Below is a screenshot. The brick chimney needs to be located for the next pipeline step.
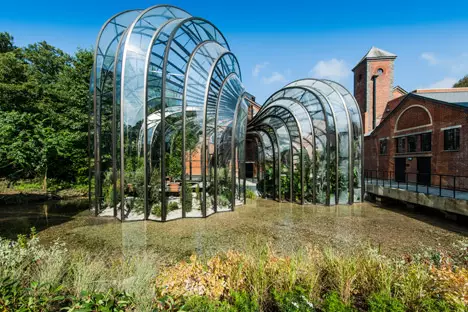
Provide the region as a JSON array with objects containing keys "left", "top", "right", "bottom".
[{"left": 353, "top": 47, "right": 397, "bottom": 134}]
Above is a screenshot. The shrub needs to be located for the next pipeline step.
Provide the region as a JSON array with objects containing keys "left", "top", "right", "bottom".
[
  {"left": 0, "top": 278, "right": 66, "bottom": 311},
  {"left": 168, "top": 201, "right": 179, "bottom": 212},
  {"left": 246, "top": 189, "right": 256, "bottom": 200},
  {"left": 230, "top": 291, "right": 259, "bottom": 312},
  {"left": 181, "top": 296, "right": 235, "bottom": 312},
  {"left": 367, "top": 292, "right": 405, "bottom": 312},
  {"left": 418, "top": 297, "right": 452, "bottom": 312},
  {"left": 272, "top": 288, "right": 315, "bottom": 311},
  {"left": 184, "top": 183, "right": 193, "bottom": 213},
  {"left": 321, "top": 292, "right": 356, "bottom": 312},
  {"left": 151, "top": 204, "right": 161, "bottom": 217},
  {"left": 64, "top": 290, "right": 135, "bottom": 311}
]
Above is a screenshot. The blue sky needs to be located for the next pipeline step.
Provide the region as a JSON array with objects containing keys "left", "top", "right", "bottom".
[{"left": 1, "top": 0, "right": 468, "bottom": 103}]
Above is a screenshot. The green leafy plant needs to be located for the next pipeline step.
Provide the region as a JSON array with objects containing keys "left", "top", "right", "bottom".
[
  {"left": 367, "top": 292, "right": 405, "bottom": 312},
  {"left": 64, "top": 290, "right": 135, "bottom": 311}
]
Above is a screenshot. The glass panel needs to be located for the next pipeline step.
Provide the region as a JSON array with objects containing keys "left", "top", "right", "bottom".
[
  {"left": 216, "top": 75, "right": 244, "bottom": 211},
  {"left": 323, "top": 80, "right": 363, "bottom": 203},
  {"left": 121, "top": 6, "right": 190, "bottom": 221},
  {"left": 92, "top": 10, "right": 141, "bottom": 217},
  {"left": 286, "top": 80, "right": 349, "bottom": 205},
  {"left": 184, "top": 41, "right": 230, "bottom": 216}
]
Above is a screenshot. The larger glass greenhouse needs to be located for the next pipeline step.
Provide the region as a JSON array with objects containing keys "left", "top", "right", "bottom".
[{"left": 89, "top": 5, "right": 364, "bottom": 221}]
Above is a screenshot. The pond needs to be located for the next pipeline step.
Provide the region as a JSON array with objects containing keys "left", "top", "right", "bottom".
[{"left": 1, "top": 198, "right": 467, "bottom": 262}]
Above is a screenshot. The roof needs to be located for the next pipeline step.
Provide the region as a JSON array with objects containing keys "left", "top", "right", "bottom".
[
  {"left": 369, "top": 90, "right": 468, "bottom": 135},
  {"left": 353, "top": 47, "right": 397, "bottom": 71},
  {"left": 393, "top": 85, "right": 407, "bottom": 95},
  {"left": 412, "top": 88, "right": 468, "bottom": 107}
]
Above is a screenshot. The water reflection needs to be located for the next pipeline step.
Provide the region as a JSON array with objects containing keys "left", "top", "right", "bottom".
[{"left": 0, "top": 199, "right": 89, "bottom": 239}]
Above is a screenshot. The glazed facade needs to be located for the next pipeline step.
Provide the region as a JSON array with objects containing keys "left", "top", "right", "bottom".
[{"left": 89, "top": 5, "right": 363, "bottom": 221}]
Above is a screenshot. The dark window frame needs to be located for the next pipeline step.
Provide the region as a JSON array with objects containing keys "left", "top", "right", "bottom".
[
  {"left": 407, "top": 135, "right": 417, "bottom": 153},
  {"left": 444, "top": 127, "right": 460, "bottom": 151},
  {"left": 420, "top": 132, "right": 432, "bottom": 152},
  {"left": 379, "top": 139, "right": 388, "bottom": 155},
  {"left": 396, "top": 137, "right": 406, "bottom": 154}
]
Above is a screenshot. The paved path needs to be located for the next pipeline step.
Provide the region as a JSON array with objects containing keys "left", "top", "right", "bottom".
[{"left": 366, "top": 179, "right": 468, "bottom": 201}]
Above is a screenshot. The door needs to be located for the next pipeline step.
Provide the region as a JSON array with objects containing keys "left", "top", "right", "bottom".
[
  {"left": 417, "top": 157, "right": 431, "bottom": 186},
  {"left": 395, "top": 158, "right": 406, "bottom": 182}
]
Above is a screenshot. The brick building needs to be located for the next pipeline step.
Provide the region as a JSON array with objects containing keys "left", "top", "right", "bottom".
[{"left": 354, "top": 47, "right": 468, "bottom": 186}]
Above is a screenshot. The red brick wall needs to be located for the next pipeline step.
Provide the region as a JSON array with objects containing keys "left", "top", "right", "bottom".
[
  {"left": 353, "top": 62, "right": 367, "bottom": 132},
  {"left": 364, "top": 96, "right": 468, "bottom": 181},
  {"left": 396, "top": 106, "right": 431, "bottom": 130},
  {"left": 354, "top": 59, "right": 395, "bottom": 134},
  {"left": 367, "top": 60, "right": 395, "bottom": 133}
]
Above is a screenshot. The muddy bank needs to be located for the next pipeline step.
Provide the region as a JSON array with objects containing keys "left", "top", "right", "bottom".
[{"left": 0, "top": 190, "right": 87, "bottom": 205}]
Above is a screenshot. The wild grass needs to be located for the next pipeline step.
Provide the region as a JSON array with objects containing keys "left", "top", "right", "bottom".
[{"left": 0, "top": 229, "right": 467, "bottom": 311}]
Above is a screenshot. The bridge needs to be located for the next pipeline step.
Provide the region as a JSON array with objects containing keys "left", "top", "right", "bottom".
[{"left": 364, "top": 170, "right": 468, "bottom": 217}]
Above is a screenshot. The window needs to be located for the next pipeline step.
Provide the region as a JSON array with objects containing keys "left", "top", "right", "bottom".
[
  {"left": 379, "top": 139, "right": 388, "bottom": 155},
  {"left": 421, "top": 133, "right": 431, "bottom": 152},
  {"left": 396, "top": 137, "right": 406, "bottom": 153},
  {"left": 444, "top": 128, "right": 460, "bottom": 151},
  {"left": 407, "top": 135, "right": 417, "bottom": 153}
]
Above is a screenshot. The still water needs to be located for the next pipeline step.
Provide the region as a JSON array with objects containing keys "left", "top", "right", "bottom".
[{"left": 0, "top": 199, "right": 467, "bottom": 260}]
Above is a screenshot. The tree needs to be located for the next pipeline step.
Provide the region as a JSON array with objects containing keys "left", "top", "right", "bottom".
[
  {"left": 0, "top": 34, "right": 93, "bottom": 190},
  {"left": 453, "top": 75, "right": 468, "bottom": 88},
  {"left": 0, "top": 32, "right": 15, "bottom": 53}
]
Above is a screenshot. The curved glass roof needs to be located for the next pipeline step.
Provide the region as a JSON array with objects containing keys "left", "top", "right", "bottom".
[{"left": 90, "top": 5, "right": 363, "bottom": 222}]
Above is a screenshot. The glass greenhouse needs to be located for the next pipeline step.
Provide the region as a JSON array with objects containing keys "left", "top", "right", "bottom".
[{"left": 89, "top": 5, "right": 364, "bottom": 221}]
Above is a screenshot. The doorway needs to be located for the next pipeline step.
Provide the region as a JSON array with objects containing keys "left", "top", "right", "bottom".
[
  {"left": 417, "top": 157, "right": 431, "bottom": 186},
  {"left": 395, "top": 158, "right": 406, "bottom": 182}
]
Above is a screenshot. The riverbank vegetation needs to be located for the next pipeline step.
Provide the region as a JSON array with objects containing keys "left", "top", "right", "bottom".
[
  {"left": 0, "top": 32, "right": 91, "bottom": 193},
  {"left": 1, "top": 229, "right": 466, "bottom": 311}
]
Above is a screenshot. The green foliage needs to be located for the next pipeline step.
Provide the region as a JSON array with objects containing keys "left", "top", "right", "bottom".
[
  {"left": 367, "top": 292, "right": 405, "bottom": 312},
  {"left": 321, "top": 292, "right": 356, "bottom": 312},
  {"left": 0, "top": 278, "right": 66, "bottom": 311},
  {"left": 273, "top": 288, "right": 315, "bottom": 311},
  {"left": 246, "top": 189, "right": 257, "bottom": 200},
  {"left": 230, "top": 291, "right": 259, "bottom": 312},
  {"left": 64, "top": 290, "right": 135, "bottom": 311},
  {"left": 195, "top": 183, "right": 201, "bottom": 203},
  {"left": 0, "top": 32, "right": 15, "bottom": 53},
  {"left": 151, "top": 204, "right": 162, "bottom": 217},
  {"left": 0, "top": 33, "right": 92, "bottom": 188},
  {"left": 418, "top": 297, "right": 453, "bottom": 312},
  {"left": 168, "top": 201, "right": 179, "bottom": 212},
  {"left": 454, "top": 75, "right": 468, "bottom": 88},
  {"left": 182, "top": 296, "right": 235, "bottom": 311},
  {"left": 183, "top": 182, "right": 193, "bottom": 213}
]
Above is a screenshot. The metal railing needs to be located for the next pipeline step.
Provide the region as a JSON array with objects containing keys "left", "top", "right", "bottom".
[{"left": 364, "top": 170, "right": 468, "bottom": 200}]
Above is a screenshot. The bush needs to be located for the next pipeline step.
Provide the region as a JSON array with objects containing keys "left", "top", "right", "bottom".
[
  {"left": 65, "top": 290, "right": 135, "bottom": 311},
  {"left": 273, "top": 288, "right": 315, "bottom": 311},
  {"left": 246, "top": 189, "right": 256, "bottom": 200},
  {"left": 168, "top": 201, "right": 179, "bottom": 212},
  {"left": 151, "top": 204, "right": 161, "bottom": 217},
  {"left": 182, "top": 296, "right": 235, "bottom": 312},
  {"left": 367, "top": 292, "right": 405, "bottom": 312},
  {"left": 184, "top": 183, "right": 193, "bottom": 213},
  {"left": 321, "top": 292, "right": 356, "bottom": 312}
]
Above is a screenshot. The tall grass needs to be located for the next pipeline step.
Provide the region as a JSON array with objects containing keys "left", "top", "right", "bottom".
[{"left": 1, "top": 230, "right": 467, "bottom": 311}]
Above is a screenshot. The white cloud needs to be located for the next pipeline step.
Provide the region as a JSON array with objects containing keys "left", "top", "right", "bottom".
[
  {"left": 252, "top": 62, "right": 269, "bottom": 77},
  {"left": 421, "top": 52, "right": 438, "bottom": 65},
  {"left": 427, "top": 77, "right": 458, "bottom": 89},
  {"left": 310, "top": 59, "right": 350, "bottom": 81},
  {"left": 262, "top": 72, "right": 286, "bottom": 85}
]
